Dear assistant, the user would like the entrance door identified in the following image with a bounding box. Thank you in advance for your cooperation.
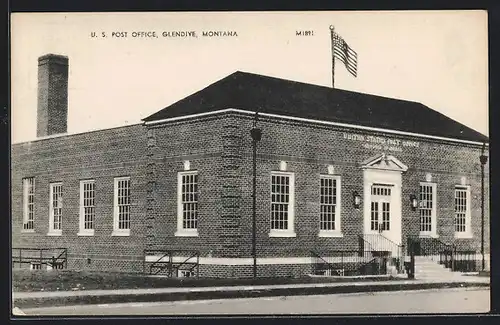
[370,185,392,235]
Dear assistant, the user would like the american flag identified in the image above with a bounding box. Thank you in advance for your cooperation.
[332,32,357,77]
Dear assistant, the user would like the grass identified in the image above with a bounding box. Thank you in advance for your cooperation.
[12,269,401,292]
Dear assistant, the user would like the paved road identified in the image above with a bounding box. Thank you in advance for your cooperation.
[19,288,490,316]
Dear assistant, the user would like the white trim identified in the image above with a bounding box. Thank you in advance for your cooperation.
[111,229,130,237]
[176,170,199,235]
[319,174,342,235]
[419,182,438,237]
[318,231,344,238]
[77,230,95,237]
[48,182,63,236]
[79,179,96,236]
[269,230,297,238]
[143,108,487,146]
[113,176,131,235]
[269,171,295,235]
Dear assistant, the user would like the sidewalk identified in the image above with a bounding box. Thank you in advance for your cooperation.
[12,276,490,309]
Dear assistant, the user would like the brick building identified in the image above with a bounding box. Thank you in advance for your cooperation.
[11,54,489,278]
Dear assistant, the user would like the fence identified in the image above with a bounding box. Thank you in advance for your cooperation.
[12,247,68,270]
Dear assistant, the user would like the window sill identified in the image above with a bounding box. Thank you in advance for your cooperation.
[112,230,130,237]
[419,233,439,239]
[21,229,35,234]
[318,231,343,238]
[77,230,95,237]
[175,230,199,237]
[454,232,473,239]
[46,231,62,236]
[269,230,296,238]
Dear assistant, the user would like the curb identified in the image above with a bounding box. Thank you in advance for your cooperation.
[13,281,489,309]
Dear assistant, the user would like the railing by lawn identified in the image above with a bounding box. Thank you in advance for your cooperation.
[12,247,68,270]
[143,249,200,278]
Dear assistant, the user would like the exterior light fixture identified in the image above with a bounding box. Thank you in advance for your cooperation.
[410,194,418,211]
[353,191,361,209]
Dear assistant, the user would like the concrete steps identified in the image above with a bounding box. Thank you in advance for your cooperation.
[414,256,465,280]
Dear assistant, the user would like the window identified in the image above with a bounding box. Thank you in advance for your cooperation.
[270,171,295,237]
[178,269,195,278]
[113,177,131,236]
[79,180,95,236]
[48,183,63,235]
[319,175,342,237]
[454,186,472,237]
[419,183,437,236]
[176,171,199,236]
[22,177,35,231]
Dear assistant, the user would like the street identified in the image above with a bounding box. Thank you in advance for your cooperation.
[17,287,490,316]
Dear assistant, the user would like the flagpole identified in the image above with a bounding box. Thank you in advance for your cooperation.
[330,25,335,88]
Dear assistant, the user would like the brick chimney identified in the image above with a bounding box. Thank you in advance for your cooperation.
[37,54,69,137]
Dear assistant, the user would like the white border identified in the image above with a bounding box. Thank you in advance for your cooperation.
[144,108,487,146]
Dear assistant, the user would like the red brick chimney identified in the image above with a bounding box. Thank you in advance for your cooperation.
[37,54,69,137]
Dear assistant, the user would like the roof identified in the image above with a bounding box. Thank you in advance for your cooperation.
[143,71,488,143]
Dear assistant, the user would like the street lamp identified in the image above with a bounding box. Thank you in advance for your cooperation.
[480,143,488,271]
[250,112,262,278]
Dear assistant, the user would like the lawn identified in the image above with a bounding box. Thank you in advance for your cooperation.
[12,269,401,292]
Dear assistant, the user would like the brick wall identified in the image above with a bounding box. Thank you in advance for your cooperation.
[11,124,148,272]
[224,112,489,259]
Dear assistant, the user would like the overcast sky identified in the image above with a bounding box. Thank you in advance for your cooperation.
[11,11,488,143]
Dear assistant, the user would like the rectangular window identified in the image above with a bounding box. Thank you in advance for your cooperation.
[270,171,295,237]
[48,183,63,235]
[79,180,95,236]
[319,175,342,236]
[176,171,199,236]
[113,177,131,236]
[454,186,471,237]
[419,183,437,236]
[22,177,35,231]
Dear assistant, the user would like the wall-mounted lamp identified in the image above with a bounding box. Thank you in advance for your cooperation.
[410,194,418,211]
[353,191,361,209]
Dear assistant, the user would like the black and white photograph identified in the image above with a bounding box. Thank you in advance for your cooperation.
[10,10,490,316]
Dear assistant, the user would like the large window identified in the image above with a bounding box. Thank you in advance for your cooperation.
[22,177,35,231]
[176,171,199,236]
[113,177,131,236]
[270,171,295,237]
[48,183,63,235]
[319,175,342,236]
[454,186,471,237]
[79,180,95,236]
[419,183,437,236]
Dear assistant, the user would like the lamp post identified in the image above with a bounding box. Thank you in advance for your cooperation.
[480,143,488,271]
[250,112,262,278]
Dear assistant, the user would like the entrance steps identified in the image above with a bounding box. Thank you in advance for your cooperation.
[414,256,464,280]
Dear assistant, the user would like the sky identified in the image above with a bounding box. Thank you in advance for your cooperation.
[11,11,488,144]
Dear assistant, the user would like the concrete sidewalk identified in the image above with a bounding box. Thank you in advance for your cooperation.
[12,275,490,310]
